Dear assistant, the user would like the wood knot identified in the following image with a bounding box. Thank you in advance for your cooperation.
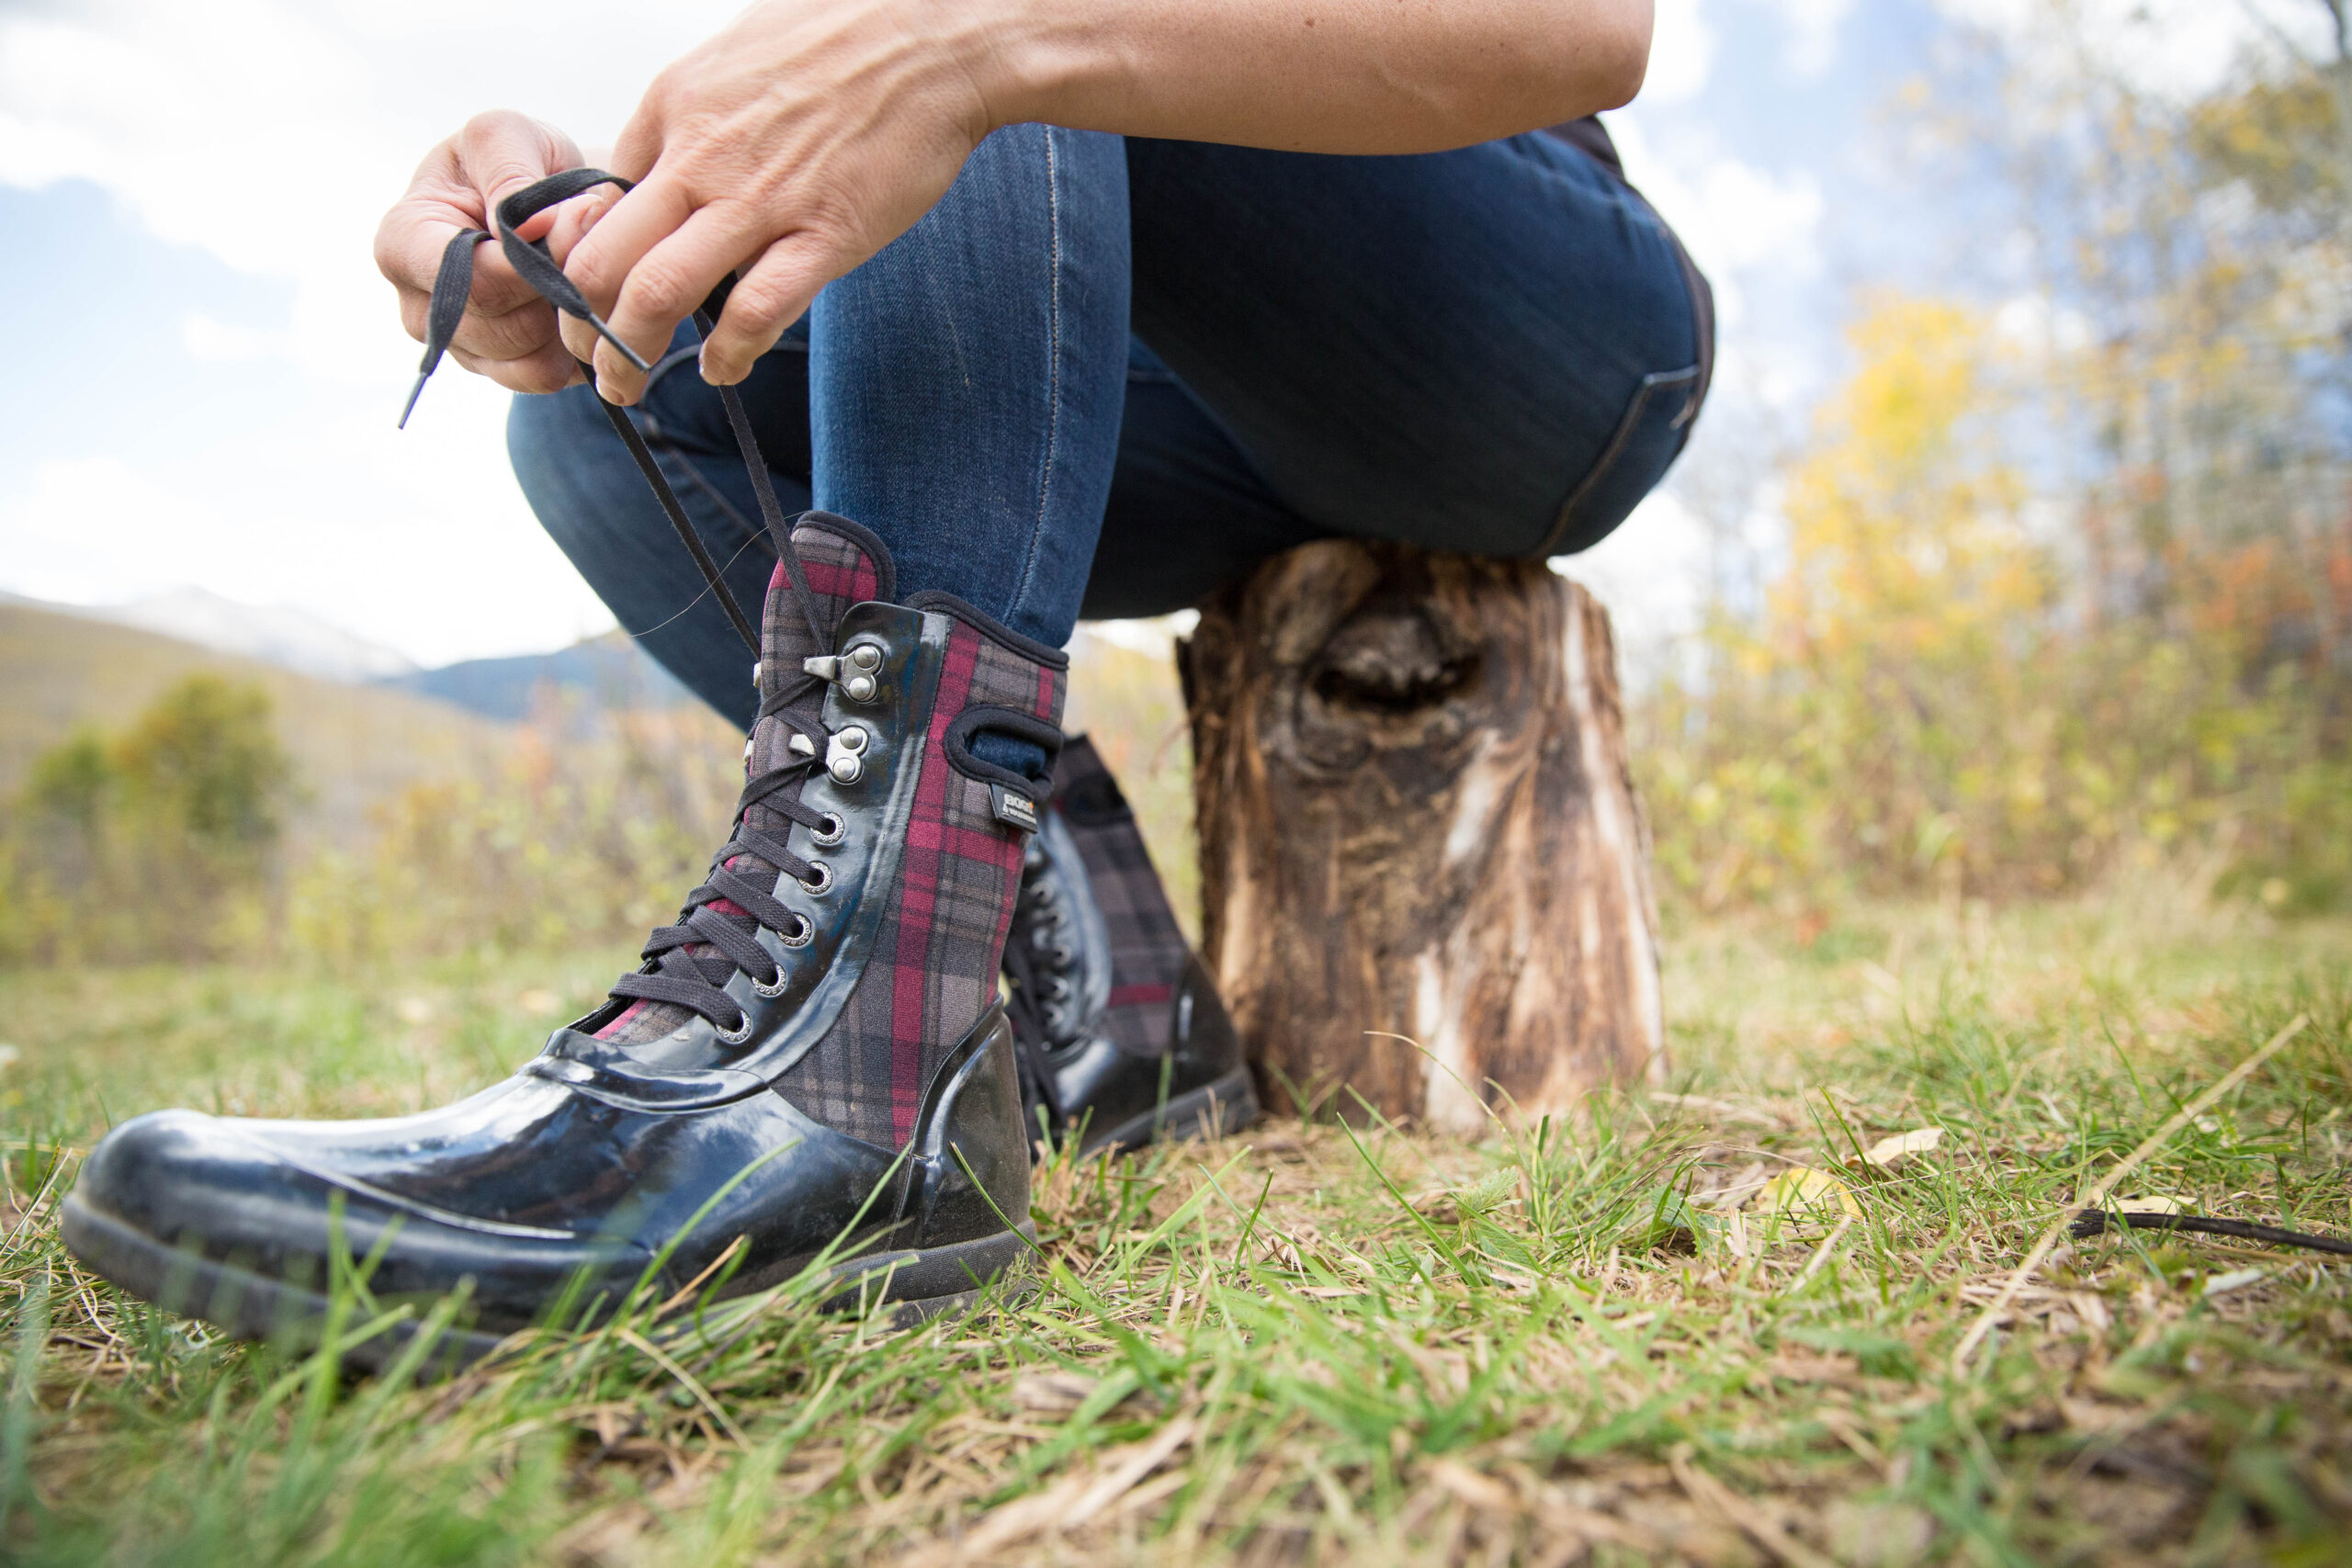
[1309,612,1476,714]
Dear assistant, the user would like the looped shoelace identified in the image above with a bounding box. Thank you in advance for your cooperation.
[405,168,854,1038]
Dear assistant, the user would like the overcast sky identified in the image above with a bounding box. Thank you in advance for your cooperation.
[0,0,2318,668]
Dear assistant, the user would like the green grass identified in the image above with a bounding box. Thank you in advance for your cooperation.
[3,899,2351,1564]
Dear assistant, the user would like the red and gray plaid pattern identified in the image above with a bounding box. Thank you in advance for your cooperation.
[599,519,888,1049]
[794,616,1066,1145]
[592,513,1063,1148]
[1053,737,1187,1054]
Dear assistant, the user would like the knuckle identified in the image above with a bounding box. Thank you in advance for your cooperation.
[624,254,701,318]
[722,276,795,334]
[457,108,525,148]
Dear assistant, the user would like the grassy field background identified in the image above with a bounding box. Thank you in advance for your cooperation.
[3,892,2347,1565]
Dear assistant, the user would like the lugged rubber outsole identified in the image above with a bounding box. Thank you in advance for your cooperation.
[1081,1066,1261,1156]
[60,1193,1034,1377]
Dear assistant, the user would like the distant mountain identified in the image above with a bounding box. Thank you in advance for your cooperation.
[0,600,510,837]
[375,631,696,722]
[3,587,417,683]
[0,587,700,725]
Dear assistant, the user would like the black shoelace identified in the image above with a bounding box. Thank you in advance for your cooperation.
[1001,840,1078,1135]
[405,169,849,1039]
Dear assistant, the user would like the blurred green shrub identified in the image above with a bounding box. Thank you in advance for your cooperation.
[284,708,740,968]
[0,684,741,972]
[2,674,296,963]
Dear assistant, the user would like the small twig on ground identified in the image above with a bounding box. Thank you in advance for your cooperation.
[2066,1210,2352,1256]
[1951,1013,2310,1375]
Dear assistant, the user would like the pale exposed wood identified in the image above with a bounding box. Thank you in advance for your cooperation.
[1180,540,1664,1130]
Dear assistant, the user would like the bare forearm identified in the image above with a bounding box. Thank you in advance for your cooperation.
[964,0,1653,152]
[382,0,1657,403]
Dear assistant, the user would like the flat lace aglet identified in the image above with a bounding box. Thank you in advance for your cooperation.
[580,309,653,374]
[397,370,430,430]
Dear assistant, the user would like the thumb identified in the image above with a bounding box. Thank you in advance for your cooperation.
[454,110,583,240]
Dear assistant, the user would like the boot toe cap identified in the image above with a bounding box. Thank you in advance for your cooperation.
[69,1109,647,1323]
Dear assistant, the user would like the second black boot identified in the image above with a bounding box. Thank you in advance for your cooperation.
[62,515,1064,1366]
[1001,737,1259,1154]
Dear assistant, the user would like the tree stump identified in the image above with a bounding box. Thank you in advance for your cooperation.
[1179,541,1665,1132]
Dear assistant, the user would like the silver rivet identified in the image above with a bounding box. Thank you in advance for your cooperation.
[845,673,876,703]
[823,725,869,784]
[847,643,883,671]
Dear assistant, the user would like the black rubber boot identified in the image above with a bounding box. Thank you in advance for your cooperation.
[62,515,1066,1369]
[1001,737,1259,1154]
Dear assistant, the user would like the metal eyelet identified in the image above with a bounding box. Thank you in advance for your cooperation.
[778,911,815,949]
[800,861,834,895]
[810,811,847,847]
[715,1010,755,1045]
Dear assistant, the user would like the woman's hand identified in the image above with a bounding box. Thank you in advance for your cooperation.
[558,0,997,403]
[375,110,613,395]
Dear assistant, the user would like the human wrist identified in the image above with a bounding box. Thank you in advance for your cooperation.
[931,0,1125,133]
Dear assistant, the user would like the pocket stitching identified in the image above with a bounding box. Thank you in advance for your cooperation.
[1534,363,1701,558]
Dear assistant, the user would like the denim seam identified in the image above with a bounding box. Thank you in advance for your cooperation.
[1006,125,1066,638]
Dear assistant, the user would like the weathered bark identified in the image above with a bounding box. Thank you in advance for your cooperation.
[1180,541,1664,1132]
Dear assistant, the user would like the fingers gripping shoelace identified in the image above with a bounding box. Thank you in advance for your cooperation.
[404,169,856,1037]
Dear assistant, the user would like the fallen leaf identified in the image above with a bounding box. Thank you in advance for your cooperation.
[2201,1268,2266,1298]
[2108,1194,2189,1215]
[1752,1168,1861,1224]
[1860,1127,1942,1169]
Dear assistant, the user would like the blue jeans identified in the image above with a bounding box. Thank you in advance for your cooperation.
[510,127,1701,734]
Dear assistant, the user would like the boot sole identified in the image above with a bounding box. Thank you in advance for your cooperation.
[60,1193,1034,1377]
[1082,1066,1261,1156]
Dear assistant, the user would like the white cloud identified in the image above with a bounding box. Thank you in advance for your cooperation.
[1758,0,1854,78]
[1609,117,1826,343]
[181,313,293,364]
[1643,0,1718,104]
[0,0,741,663]
[0,374,616,667]
[1559,489,1714,657]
